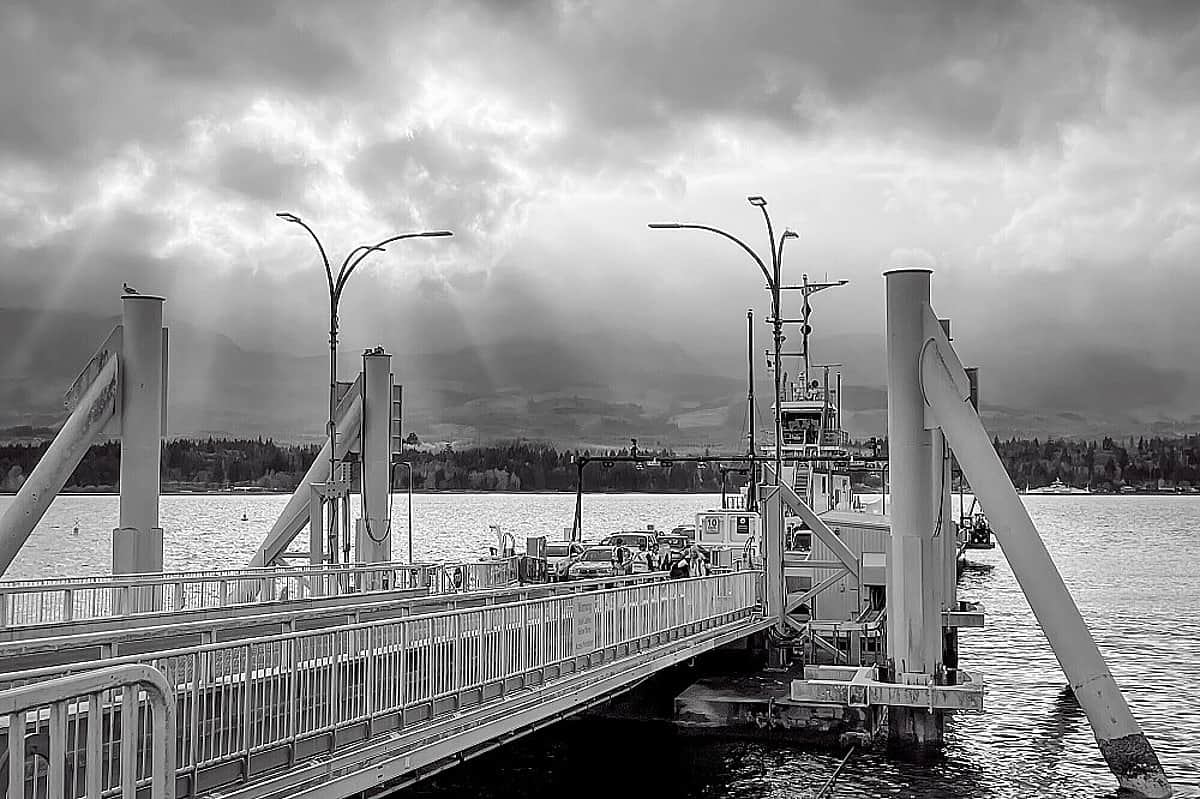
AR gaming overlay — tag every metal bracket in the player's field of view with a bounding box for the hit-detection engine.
[791,665,984,712]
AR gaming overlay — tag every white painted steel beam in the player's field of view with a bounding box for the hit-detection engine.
[356,350,392,563]
[942,607,984,628]
[765,464,860,579]
[114,293,165,575]
[920,328,1172,797]
[785,569,847,613]
[0,355,118,577]
[791,667,984,711]
[759,484,787,632]
[248,386,363,568]
[307,486,323,567]
[783,557,854,571]
[883,269,941,678]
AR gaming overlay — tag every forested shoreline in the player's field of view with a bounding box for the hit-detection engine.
[1,434,1199,494]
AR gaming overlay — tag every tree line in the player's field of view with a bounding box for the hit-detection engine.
[989,434,1200,492]
[1,434,1198,494]
[0,438,749,493]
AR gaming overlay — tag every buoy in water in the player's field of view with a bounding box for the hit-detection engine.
[241,513,248,522]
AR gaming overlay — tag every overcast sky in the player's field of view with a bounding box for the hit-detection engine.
[3,0,1199,408]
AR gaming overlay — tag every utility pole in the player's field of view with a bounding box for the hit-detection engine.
[277,212,451,563]
[650,197,796,486]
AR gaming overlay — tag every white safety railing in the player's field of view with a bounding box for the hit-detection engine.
[0,664,175,799]
[428,557,521,594]
[0,559,529,630]
[1,572,758,796]
[0,560,441,590]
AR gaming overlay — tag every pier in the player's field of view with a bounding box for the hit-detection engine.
[0,270,1175,798]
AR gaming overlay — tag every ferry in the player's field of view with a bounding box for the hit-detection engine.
[1025,478,1090,495]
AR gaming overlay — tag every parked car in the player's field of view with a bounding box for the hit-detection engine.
[545,541,586,580]
[566,546,632,580]
[599,531,657,552]
[656,532,691,557]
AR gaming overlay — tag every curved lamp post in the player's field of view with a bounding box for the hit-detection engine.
[649,196,797,489]
[277,212,451,563]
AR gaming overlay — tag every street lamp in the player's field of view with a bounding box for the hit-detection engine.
[277,212,451,563]
[649,196,795,488]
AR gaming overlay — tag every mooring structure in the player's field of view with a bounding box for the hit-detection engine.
[0,274,1175,798]
[880,268,1169,795]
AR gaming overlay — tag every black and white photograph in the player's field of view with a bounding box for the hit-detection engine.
[0,2,1195,797]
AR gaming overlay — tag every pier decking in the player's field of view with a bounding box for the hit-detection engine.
[1,564,766,798]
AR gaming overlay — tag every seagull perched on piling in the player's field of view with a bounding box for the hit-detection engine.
[123,282,138,294]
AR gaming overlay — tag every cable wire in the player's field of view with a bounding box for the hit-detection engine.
[813,745,856,799]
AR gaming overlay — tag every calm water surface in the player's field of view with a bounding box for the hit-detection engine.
[2,492,1197,797]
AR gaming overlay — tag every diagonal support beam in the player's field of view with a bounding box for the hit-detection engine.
[920,318,1171,798]
[785,568,848,614]
[249,379,364,568]
[765,464,860,580]
[0,356,118,576]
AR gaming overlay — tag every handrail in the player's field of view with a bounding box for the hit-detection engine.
[0,558,546,629]
[0,572,755,797]
[0,664,176,798]
[0,559,435,589]
[0,572,676,660]
[0,572,758,688]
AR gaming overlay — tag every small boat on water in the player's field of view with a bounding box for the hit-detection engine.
[963,513,995,550]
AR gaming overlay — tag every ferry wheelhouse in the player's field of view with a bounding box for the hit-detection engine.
[774,368,855,514]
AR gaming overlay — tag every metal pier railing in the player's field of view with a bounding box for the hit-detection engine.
[1,664,176,799]
[0,573,677,674]
[0,572,762,799]
[0,559,525,630]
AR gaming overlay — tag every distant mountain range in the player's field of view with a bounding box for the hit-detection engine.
[1,307,1195,448]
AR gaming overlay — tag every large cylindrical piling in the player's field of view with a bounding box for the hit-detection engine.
[357,349,393,563]
[883,267,943,745]
[114,294,164,575]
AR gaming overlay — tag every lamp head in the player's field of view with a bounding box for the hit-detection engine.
[747,196,767,207]
[782,229,799,240]
[421,231,454,238]
[276,212,301,223]
[647,223,682,229]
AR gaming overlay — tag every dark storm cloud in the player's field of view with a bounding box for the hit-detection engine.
[0,0,371,168]
[1,0,1198,430]
[477,0,1102,152]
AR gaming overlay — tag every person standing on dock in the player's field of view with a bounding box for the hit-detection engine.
[651,542,668,571]
[632,542,652,574]
[686,542,709,577]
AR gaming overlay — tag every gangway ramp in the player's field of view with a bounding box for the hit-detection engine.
[0,573,672,675]
[0,559,526,634]
[0,572,764,799]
